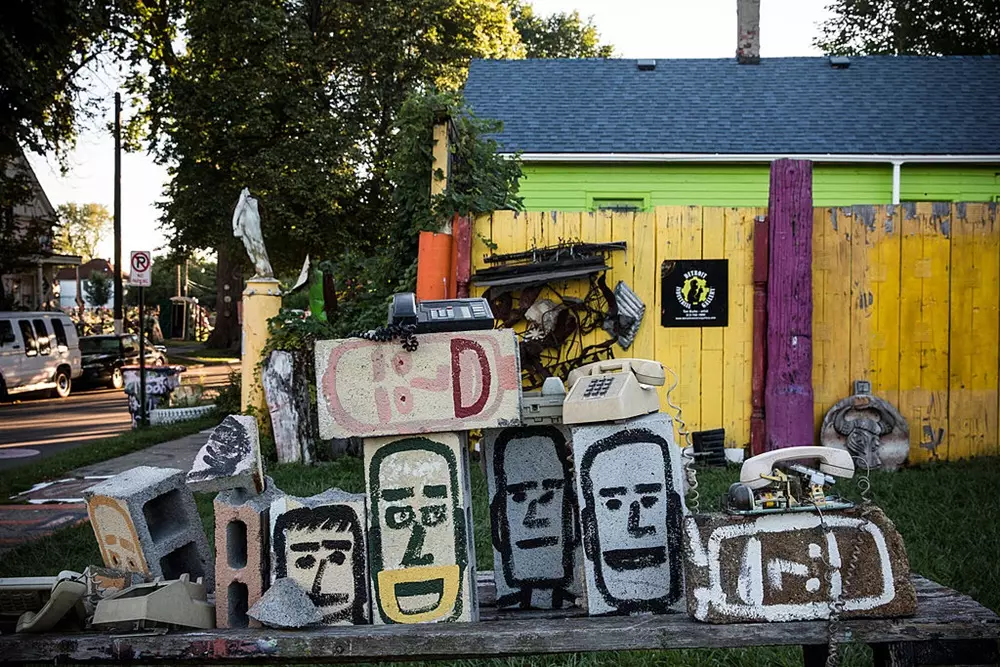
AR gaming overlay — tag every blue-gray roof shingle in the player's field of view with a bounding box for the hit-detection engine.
[462,57,1000,156]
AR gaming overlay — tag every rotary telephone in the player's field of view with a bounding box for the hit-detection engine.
[562,358,665,425]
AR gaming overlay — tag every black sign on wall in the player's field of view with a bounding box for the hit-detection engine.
[661,259,729,327]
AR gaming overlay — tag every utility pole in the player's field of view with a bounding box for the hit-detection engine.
[113,92,123,334]
[183,259,190,340]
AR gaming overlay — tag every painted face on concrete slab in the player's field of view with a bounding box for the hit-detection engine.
[274,505,367,624]
[89,497,148,574]
[493,427,573,586]
[370,438,465,623]
[581,430,683,612]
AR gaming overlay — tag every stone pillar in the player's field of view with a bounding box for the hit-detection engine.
[364,431,477,624]
[262,350,313,464]
[241,278,281,414]
[570,413,686,616]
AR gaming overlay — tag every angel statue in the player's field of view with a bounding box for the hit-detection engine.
[232,187,274,279]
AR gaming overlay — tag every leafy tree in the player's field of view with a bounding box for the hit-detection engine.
[0,0,115,308]
[817,0,1000,55]
[507,1,614,58]
[54,202,111,259]
[84,269,112,308]
[119,0,523,348]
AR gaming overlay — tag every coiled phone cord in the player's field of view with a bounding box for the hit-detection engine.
[665,366,699,514]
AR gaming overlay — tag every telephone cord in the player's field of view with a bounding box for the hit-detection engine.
[665,365,699,514]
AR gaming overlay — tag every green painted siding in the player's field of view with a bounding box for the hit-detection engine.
[518,163,1000,210]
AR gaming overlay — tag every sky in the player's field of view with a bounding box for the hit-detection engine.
[25,0,833,264]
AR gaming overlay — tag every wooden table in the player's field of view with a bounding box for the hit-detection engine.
[3,574,996,666]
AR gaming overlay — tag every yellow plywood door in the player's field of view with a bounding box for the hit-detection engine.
[722,207,757,449]
[848,205,902,408]
[811,207,853,433]
[899,203,951,463]
[948,203,1000,459]
[700,206,725,433]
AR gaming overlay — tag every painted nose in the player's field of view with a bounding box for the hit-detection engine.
[402,523,434,567]
[523,498,551,529]
[627,500,655,538]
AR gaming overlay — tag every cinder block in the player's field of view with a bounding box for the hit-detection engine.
[684,506,916,623]
[84,466,214,591]
[187,415,265,493]
[315,330,521,439]
[571,413,686,615]
[269,489,370,625]
[483,425,582,609]
[365,432,477,624]
[214,478,284,628]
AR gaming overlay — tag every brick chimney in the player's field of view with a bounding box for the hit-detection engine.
[736,0,761,64]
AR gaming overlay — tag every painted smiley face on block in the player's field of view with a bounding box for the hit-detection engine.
[369,438,465,623]
[580,430,684,613]
[273,505,368,625]
[88,497,149,575]
[492,427,575,587]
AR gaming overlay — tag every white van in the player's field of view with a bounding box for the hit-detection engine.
[0,312,82,399]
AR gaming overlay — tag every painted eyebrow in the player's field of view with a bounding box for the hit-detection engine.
[290,542,320,552]
[506,481,537,493]
[635,483,663,493]
[322,540,352,550]
[599,487,628,497]
[542,479,564,490]
[423,484,448,498]
[381,487,414,501]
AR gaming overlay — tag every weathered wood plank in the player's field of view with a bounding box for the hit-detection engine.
[766,159,815,449]
[2,575,996,665]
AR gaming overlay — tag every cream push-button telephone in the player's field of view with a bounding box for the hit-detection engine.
[562,358,665,425]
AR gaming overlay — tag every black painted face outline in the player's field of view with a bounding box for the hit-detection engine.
[580,428,683,614]
[369,437,466,623]
[490,426,577,592]
[274,504,368,624]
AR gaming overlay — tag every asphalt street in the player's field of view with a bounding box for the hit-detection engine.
[0,363,235,472]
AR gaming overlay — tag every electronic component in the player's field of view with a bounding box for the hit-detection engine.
[387,292,494,334]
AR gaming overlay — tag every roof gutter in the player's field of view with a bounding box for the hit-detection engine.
[507,152,1000,205]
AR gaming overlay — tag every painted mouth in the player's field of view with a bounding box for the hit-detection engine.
[603,546,667,571]
[515,535,559,550]
[394,578,444,614]
[310,592,350,606]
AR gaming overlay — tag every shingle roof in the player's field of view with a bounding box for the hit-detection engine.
[463,57,1000,156]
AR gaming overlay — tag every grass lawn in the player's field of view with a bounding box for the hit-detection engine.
[0,414,222,501]
[1,453,996,666]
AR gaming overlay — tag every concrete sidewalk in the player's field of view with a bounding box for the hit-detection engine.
[0,428,214,552]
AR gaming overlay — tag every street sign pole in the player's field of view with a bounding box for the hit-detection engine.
[129,250,153,428]
[139,285,146,427]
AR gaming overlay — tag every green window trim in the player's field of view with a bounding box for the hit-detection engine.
[587,192,651,212]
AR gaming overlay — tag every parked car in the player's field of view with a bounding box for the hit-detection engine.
[80,334,169,389]
[0,312,82,399]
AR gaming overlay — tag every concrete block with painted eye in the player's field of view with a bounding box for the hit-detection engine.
[483,425,582,609]
[269,489,370,625]
[364,431,477,624]
[214,478,284,629]
[84,466,214,591]
[570,413,687,616]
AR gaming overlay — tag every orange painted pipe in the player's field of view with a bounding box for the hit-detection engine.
[416,231,453,301]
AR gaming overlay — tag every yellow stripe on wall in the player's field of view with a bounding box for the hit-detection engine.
[472,203,1000,462]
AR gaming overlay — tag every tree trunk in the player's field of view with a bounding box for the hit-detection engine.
[206,244,243,350]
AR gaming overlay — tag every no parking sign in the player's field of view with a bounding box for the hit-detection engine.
[129,251,152,287]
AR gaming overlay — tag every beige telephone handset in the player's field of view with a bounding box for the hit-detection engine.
[563,358,665,425]
[740,446,855,490]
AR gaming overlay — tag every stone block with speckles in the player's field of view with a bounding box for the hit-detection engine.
[570,413,686,616]
[84,466,214,591]
[214,478,284,628]
[365,431,477,624]
[314,330,521,439]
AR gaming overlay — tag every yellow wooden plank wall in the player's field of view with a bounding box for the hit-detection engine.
[473,204,1000,461]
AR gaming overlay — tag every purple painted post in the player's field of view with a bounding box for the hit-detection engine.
[764,159,814,450]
